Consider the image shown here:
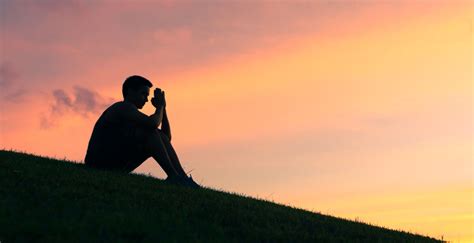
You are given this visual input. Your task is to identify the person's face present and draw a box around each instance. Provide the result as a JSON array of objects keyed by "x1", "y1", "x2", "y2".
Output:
[{"x1": 127, "y1": 86, "x2": 150, "y2": 109}]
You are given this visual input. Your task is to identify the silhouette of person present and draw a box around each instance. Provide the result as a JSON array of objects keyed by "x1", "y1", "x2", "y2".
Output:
[{"x1": 84, "y1": 75, "x2": 199, "y2": 188}]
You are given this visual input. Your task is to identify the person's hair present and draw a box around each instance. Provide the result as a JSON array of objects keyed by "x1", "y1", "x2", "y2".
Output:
[{"x1": 122, "y1": 75, "x2": 153, "y2": 98}]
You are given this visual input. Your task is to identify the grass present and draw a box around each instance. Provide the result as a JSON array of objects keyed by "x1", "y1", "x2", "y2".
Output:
[{"x1": 0, "y1": 149, "x2": 442, "y2": 242}]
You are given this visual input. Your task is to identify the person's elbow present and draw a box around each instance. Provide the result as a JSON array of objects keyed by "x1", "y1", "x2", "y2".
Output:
[
  {"x1": 145, "y1": 117, "x2": 160, "y2": 129},
  {"x1": 162, "y1": 132, "x2": 172, "y2": 142}
]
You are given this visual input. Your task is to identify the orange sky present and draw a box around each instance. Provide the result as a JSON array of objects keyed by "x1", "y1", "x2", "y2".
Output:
[{"x1": 1, "y1": 1, "x2": 472, "y2": 241}]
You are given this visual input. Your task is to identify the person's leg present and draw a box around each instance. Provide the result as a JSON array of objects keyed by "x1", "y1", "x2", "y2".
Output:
[
  {"x1": 144, "y1": 130, "x2": 185, "y2": 179},
  {"x1": 144, "y1": 129, "x2": 200, "y2": 188},
  {"x1": 120, "y1": 150, "x2": 151, "y2": 173},
  {"x1": 155, "y1": 129, "x2": 188, "y2": 176}
]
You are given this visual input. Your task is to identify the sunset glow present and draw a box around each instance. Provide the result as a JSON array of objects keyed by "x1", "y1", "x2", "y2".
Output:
[{"x1": 1, "y1": 1, "x2": 472, "y2": 241}]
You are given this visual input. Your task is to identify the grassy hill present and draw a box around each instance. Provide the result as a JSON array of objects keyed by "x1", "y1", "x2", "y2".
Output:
[{"x1": 0, "y1": 149, "x2": 442, "y2": 242}]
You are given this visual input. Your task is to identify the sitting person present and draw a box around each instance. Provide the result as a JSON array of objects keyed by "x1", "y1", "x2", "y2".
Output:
[{"x1": 84, "y1": 75, "x2": 199, "y2": 188}]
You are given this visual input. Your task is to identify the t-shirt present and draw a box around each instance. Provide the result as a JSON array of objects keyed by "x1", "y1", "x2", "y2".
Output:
[{"x1": 84, "y1": 101, "x2": 156, "y2": 165}]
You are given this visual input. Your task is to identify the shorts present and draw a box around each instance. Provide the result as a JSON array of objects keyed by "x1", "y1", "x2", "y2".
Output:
[{"x1": 85, "y1": 127, "x2": 152, "y2": 173}]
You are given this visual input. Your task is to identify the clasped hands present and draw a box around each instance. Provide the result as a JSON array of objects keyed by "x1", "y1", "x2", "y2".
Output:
[{"x1": 151, "y1": 88, "x2": 166, "y2": 108}]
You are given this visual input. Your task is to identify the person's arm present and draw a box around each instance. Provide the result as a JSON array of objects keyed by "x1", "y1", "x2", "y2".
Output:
[
  {"x1": 120, "y1": 102, "x2": 163, "y2": 129},
  {"x1": 150, "y1": 106, "x2": 165, "y2": 128},
  {"x1": 161, "y1": 107, "x2": 172, "y2": 141}
]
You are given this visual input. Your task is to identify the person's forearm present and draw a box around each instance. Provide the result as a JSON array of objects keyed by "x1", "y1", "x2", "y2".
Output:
[
  {"x1": 149, "y1": 106, "x2": 164, "y2": 128},
  {"x1": 161, "y1": 108, "x2": 172, "y2": 140}
]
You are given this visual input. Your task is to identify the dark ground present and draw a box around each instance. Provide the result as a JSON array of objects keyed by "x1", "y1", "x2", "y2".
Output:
[{"x1": 0, "y1": 150, "x2": 443, "y2": 242}]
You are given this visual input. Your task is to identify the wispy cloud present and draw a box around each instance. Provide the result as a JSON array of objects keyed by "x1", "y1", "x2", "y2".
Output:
[
  {"x1": 2, "y1": 88, "x2": 29, "y2": 103},
  {"x1": 40, "y1": 86, "x2": 115, "y2": 129},
  {"x1": 0, "y1": 62, "x2": 29, "y2": 103},
  {"x1": 0, "y1": 62, "x2": 18, "y2": 89},
  {"x1": 1, "y1": 1, "x2": 368, "y2": 86}
]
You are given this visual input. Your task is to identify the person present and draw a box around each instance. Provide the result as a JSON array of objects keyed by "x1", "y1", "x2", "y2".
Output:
[{"x1": 84, "y1": 75, "x2": 200, "y2": 188}]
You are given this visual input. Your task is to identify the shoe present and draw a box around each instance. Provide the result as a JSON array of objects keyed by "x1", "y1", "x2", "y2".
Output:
[
  {"x1": 183, "y1": 174, "x2": 200, "y2": 189},
  {"x1": 164, "y1": 176, "x2": 182, "y2": 186},
  {"x1": 165, "y1": 175, "x2": 200, "y2": 188}
]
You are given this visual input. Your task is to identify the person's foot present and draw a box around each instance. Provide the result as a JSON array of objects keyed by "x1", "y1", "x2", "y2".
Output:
[
  {"x1": 183, "y1": 174, "x2": 200, "y2": 189},
  {"x1": 164, "y1": 176, "x2": 182, "y2": 186},
  {"x1": 164, "y1": 175, "x2": 200, "y2": 188}
]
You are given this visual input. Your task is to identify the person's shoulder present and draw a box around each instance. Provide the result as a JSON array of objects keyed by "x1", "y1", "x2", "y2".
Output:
[
  {"x1": 112, "y1": 101, "x2": 136, "y2": 110},
  {"x1": 100, "y1": 101, "x2": 125, "y2": 114},
  {"x1": 108, "y1": 101, "x2": 128, "y2": 109},
  {"x1": 107, "y1": 101, "x2": 138, "y2": 116}
]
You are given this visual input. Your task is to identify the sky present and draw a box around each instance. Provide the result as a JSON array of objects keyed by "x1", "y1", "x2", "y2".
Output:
[{"x1": 1, "y1": 0, "x2": 472, "y2": 241}]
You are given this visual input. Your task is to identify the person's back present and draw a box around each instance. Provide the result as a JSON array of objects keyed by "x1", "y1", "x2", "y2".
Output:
[{"x1": 84, "y1": 101, "x2": 150, "y2": 171}]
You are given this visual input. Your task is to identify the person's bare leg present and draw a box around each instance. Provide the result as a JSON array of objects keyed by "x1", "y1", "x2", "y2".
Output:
[
  {"x1": 156, "y1": 130, "x2": 188, "y2": 176},
  {"x1": 153, "y1": 130, "x2": 200, "y2": 188},
  {"x1": 145, "y1": 131, "x2": 182, "y2": 179}
]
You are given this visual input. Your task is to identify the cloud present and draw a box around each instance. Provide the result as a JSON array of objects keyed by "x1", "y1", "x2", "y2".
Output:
[
  {"x1": 0, "y1": 0, "x2": 370, "y2": 84},
  {"x1": 153, "y1": 27, "x2": 192, "y2": 45},
  {"x1": 2, "y1": 88, "x2": 29, "y2": 103},
  {"x1": 41, "y1": 86, "x2": 115, "y2": 129},
  {"x1": 2, "y1": 0, "x2": 89, "y2": 20},
  {"x1": 0, "y1": 62, "x2": 18, "y2": 88},
  {"x1": 50, "y1": 89, "x2": 73, "y2": 116},
  {"x1": 72, "y1": 86, "x2": 112, "y2": 116},
  {"x1": 0, "y1": 62, "x2": 29, "y2": 103}
]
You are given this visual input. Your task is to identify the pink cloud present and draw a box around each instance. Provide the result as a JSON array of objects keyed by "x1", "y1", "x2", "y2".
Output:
[
  {"x1": 40, "y1": 86, "x2": 116, "y2": 129},
  {"x1": 0, "y1": 62, "x2": 19, "y2": 89},
  {"x1": 153, "y1": 28, "x2": 192, "y2": 45}
]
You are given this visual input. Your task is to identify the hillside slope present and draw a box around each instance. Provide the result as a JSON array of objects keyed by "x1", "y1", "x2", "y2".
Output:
[{"x1": 0, "y1": 150, "x2": 441, "y2": 242}]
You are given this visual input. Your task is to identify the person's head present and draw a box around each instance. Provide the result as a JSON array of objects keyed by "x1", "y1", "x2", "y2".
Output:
[{"x1": 122, "y1": 75, "x2": 153, "y2": 109}]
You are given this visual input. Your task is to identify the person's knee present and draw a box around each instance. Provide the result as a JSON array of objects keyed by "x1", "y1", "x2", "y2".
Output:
[
  {"x1": 144, "y1": 129, "x2": 166, "y2": 147},
  {"x1": 153, "y1": 129, "x2": 170, "y2": 142},
  {"x1": 158, "y1": 130, "x2": 171, "y2": 141}
]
